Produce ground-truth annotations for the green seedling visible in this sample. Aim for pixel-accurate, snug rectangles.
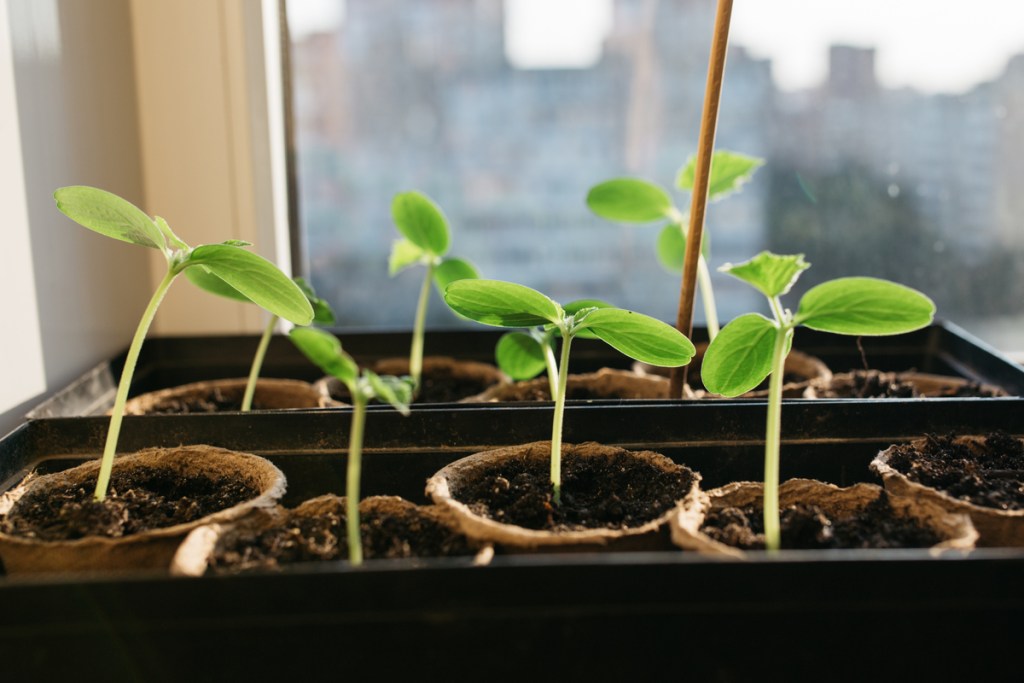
[187,270,336,411]
[54,186,313,501]
[494,299,613,400]
[289,327,413,566]
[389,191,479,394]
[587,150,763,340]
[445,280,695,504]
[700,251,935,551]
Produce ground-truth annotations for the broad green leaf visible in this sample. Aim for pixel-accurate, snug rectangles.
[186,245,313,325]
[389,238,426,276]
[289,327,358,384]
[444,279,563,328]
[563,299,614,340]
[433,257,479,294]
[184,265,252,302]
[578,308,695,367]
[365,370,412,416]
[656,223,712,274]
[702,313,778,397]
[495,332,547,380]
[586,178,674,223]
[676,150,765,200]
[721,251,809,299]
[794,277,936,336]
[54,186,164,250]
[391,191,450,256]
[293,276,336,325]
[155,216,188,251]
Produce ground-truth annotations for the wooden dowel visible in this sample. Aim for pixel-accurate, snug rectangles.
[669,0,735,398]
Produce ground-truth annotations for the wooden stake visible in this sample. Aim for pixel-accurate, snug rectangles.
[669,0,735,398]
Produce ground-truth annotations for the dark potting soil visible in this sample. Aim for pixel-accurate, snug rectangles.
[700,492,941,550]
[820,370,1001,398]
[207,500,479,573]
[327,372,493,404]
[143,391,272,414]
[886,432,1024,510]
[493,383,641,402]
[452,446,695,532]
[1,467,258,541]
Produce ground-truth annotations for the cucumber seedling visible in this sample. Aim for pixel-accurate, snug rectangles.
[445,280,695,504]
[289,327,413,566]
[587,150,763,340]
[389,191,479,394]
[187,270,336,411]
[54,186,314,501]
[700,251,935,551]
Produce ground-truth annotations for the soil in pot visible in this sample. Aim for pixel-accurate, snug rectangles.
[203,495,486,574]
[446,442,694,532]
[123,378,331,414]
[319,356,505,404]
[805,370,1007,399]
[466,368,668,402]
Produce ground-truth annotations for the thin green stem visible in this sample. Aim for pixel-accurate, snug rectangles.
[241,315,278,412]
[696,255,720,340]
[550,333,573,505]
[409,264,434,394]
[544,340,560,401]
[346,392,367,566]
[95,268,179,501]
[763,321,792,553]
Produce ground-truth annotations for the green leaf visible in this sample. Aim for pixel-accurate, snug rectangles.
[433,257,479,294]
[563,299,614,340]
[155,216,188,251]
[444,279,563,328]
[578,308,695,367]
[391,191,450,256]
[656,223,712,274]
[388,238,426,276]
[364,370,413,416]
[293,276,336,325]
[184,265,252,302]
[676,150,764,200]
[794,277,936,336]
[289,327,358,384]
[495,332,548,380]
[185,245,314,325]
[220,239,253,247]
[586,178,675,223]
[702,313,778,397]
[720,251,809,299]
[54,186,165,250]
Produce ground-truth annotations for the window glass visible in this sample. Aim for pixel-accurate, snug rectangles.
[287,0,1024,351]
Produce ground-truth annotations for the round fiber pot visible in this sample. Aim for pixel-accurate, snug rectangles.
[426,441,705,552]
[0,445,286,574]
[872,434,1024,547]
[316,356,506,404]
[123,378,335,414]
[172,494,492,576]
[671,478,977,559]
[804,370,1007,399]
[634,345,831,399]
[464,368,668,402]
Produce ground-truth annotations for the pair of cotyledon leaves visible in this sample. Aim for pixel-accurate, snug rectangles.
[587,151,764,272]
[701,252,936,398]
[444,280,696,371]
[388,190,479,291]
[53,186,316,326]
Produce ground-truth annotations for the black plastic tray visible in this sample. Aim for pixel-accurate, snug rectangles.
[2,400,1022,680]
[26,321,1024,418]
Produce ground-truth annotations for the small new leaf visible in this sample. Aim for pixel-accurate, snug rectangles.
[54,186,165,251]
[720,251,809,299]
[389,238,426,276]
[563,298,613,340]
[155,216,188,251]
[702,313,777,397]
[444,279,563,328]
[676,150,764,200]
[220,239,253,247]
[293,276,336,325]
[655,223,711,273]
[365,370,413,416]
[391,191,450,256]
[579,308,695,367]
[433,257,479,293]
[289,327,358,384]
[495,332,548,381]
[586,178,674,223]
[186,245,313,325]
[794,277,936,336]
